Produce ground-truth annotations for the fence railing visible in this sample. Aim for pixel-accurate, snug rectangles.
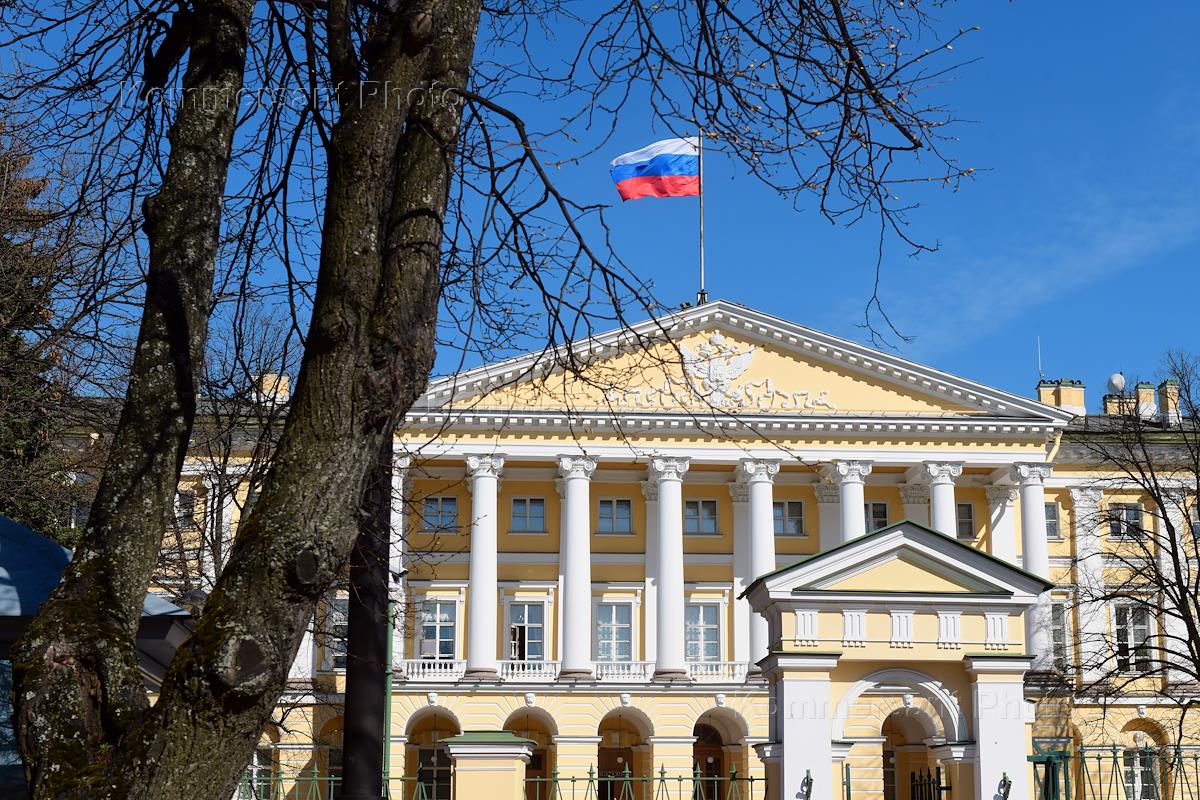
[1031,745,1200,800]
[233,767,432,800]
[525,766,765,800]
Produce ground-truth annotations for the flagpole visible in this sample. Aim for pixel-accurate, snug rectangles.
[697,131,707,304]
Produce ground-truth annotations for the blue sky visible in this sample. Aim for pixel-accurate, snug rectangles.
[525,1,1199,410]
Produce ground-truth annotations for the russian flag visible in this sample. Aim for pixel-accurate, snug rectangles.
[609,137,700,201]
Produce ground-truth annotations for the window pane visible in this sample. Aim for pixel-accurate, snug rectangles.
[615,604,631,625]
[686,605,700,625]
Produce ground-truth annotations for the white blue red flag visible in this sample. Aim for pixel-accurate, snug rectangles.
[609,137,700,201]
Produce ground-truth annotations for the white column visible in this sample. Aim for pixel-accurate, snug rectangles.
[985,485,1019,566]
[823,460,872,543]
[465,453,504,679]
[1070,486,1106,683]
[741,459,780,669]
[729,481,751,666]
[814,481,841,551]
[924,462,963,536]
[642,480,660,664]
[649,456,689,680]
[1158,488,1191,684]
[899,483,931,526]
[390,455,412,665]
[558,454,597,678]
[763,653,839,800]
[1014,462,1053,673]
[966,656,1034,800]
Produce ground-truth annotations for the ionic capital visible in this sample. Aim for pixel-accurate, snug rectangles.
[557,454,597,480]
[985,485,1019,509]
[738,459,781,484]
[1011,462,1052,487]
[648,457,690,483]
[813,482,841,504]
[822,460,873,485]
[728,481,750,503]
[899,483,931,505]
[640,480,658,502]
[465,454,505,479]
[1069,486,1103,512]
[922,461,964,485]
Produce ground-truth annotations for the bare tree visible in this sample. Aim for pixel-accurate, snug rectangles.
[1058,353,1200,742]
[0,0,978,796]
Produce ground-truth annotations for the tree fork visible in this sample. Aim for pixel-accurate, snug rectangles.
[12,0,254,794]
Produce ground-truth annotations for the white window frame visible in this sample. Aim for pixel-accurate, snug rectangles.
[510,496,548,534]
[594,601,635,662]
[1050,597,1072,672]
[320,595,349,672]
[955,502,975,540]
[596,497,634,535]
[1045,502,1062,540]
[416,598,459,661]
[685,600,724,663]
[175,489,198,528]
[865,502,889,532]
[684,498,720,535]
[773,500,806,537]
[421,495,459,533]
[1114,601,1155,674]
[505,598,549,661]
[1123,741,1164,800]
[1109,503,1145,539]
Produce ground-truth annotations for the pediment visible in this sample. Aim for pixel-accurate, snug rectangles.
[415,301,1073,424]
[747,521,1051,605]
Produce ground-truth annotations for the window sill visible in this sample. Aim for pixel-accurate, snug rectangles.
[596,530,637,537]
[775,533,809,539]
[508,529,549,536]
[417,529,464,536]
[684,531,724,537]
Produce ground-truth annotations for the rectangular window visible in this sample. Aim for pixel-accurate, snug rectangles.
[1115,604,1153,673]
[1045,503,1061,540]
[325,597,349,671]
[237,747,277,800]
[509,603,545,661]
[956,502,975,539]
[69,498,89,530]
[243,489,260,516]
[597,498,633,534]
[511,497,546,533]
[685,604,721,663]
[684,499,719,535]
[420,601,457,660]
[175,490,197,528]
[595,603,633,662]
[773,501,805,536]
[1051,601,1068,672]
[1109,504,1143,539]
[865,502,889,532]
[1124,748,1162,800]
[421,496,458,532]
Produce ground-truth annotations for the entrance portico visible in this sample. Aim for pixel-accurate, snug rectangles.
[744,521,1050,800]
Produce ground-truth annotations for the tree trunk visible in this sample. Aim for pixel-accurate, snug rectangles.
[12,0,253,794]
[13,0,485,795]
[340,442,393,800]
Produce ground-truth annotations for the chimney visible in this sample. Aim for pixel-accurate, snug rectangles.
[1103,393,1135,415]
[1159,380,1181,426]
[1036,379,1086,416]
[253,373,290,404]
[1135,382,1157,419]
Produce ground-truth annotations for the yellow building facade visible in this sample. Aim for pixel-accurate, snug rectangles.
[209,301,1195,800]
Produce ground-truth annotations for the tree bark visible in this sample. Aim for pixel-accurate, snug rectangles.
[12,0,253,793]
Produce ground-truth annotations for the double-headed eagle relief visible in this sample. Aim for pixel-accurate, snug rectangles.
[680,332,755,407]
[603,331,837,412]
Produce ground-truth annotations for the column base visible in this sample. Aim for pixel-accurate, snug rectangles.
[462,667,500,681]
[652,668,690,682]
[557,668,595,681]
[1023,669,1070,695]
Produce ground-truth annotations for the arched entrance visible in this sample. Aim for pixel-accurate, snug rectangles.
[881,708,935,800]
[405,708,461,800]
[597,709,652,800]
[1120,720,1169,800]
[504,709,558,800]
[693,724,724,798]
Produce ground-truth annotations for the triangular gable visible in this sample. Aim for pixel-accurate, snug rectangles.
[414,300,1074,424]
[745,520,1052,603]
